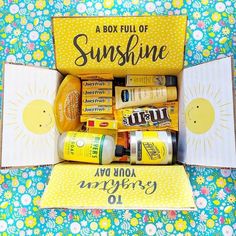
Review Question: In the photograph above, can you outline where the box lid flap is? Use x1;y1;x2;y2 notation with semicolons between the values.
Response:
178;57;236;168
52;16;187;77
40;163;196;210
1;63;63;167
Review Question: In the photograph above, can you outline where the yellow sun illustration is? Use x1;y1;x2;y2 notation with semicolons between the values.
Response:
185;98;215;134
23;100;55;134
184;83;231;155
4;82;58;152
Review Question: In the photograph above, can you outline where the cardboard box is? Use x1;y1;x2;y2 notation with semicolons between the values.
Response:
1;16;235;210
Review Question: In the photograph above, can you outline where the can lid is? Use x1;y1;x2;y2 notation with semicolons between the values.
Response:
167;86;177;101
171;132;178;164
115;145;130;157
165;76;177;86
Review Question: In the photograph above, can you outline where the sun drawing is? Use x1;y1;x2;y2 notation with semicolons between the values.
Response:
184;83;232;155
4;82;57;152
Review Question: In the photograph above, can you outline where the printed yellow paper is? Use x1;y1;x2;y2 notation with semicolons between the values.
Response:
52;16;187;76
40;163;196;210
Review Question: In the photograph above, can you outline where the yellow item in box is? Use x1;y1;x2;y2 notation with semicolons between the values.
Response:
82;105;112;114
87;119;118;143
87;119;117;130
79;74;114;80
82;97;113;106
126;75;165;86
82;80;112;89
40;163;196;210
54;74;82;133
82;89;112;97
126;75;177;87
115;86;177;109
80;114;114;122
52;16;187;76
115;102;178;131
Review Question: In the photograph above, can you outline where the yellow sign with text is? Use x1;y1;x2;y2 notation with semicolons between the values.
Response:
40;163;196;210
52;16;187;76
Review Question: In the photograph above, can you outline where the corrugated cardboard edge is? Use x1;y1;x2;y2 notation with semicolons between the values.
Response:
51;15;188;76
0;62;63;169
177;56;236;169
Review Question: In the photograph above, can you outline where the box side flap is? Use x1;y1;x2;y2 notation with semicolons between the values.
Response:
178;57;236;168
40;163;196;210
52;16;187;77
1;63;63;168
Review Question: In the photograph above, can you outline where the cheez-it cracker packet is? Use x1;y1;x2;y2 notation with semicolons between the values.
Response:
54;75;82;133
115;102;178;132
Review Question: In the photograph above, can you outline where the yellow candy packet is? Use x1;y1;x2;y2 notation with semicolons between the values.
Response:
54;75;82;133
115;102;178;132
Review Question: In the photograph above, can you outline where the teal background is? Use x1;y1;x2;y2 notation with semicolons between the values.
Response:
0;0;235;235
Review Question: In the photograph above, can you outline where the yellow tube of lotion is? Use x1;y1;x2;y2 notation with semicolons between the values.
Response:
115;86;177;109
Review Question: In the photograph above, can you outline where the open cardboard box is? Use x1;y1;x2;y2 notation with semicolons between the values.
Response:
1;16;235;210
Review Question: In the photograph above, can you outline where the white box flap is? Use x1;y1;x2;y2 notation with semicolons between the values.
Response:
1;63;63;167
178;57;236;168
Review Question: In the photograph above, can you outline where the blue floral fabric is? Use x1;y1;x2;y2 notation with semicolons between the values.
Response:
0;0;235;235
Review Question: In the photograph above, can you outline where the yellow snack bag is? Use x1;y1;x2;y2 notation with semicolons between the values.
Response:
54;75;82;133
115;102;178;132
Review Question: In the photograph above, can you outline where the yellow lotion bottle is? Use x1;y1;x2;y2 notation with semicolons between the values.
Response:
58;132;116;164
115;86;177;109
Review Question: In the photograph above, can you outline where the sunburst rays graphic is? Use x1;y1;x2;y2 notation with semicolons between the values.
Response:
4;80;58;157
183;83;232;158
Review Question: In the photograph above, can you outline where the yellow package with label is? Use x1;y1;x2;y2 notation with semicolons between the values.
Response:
79;74;114;80
54;75;82;133
115;102;178;131
87;119;118;143
80;114;114;122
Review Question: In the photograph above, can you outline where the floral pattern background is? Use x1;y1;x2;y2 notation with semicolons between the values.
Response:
0;0;235;235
